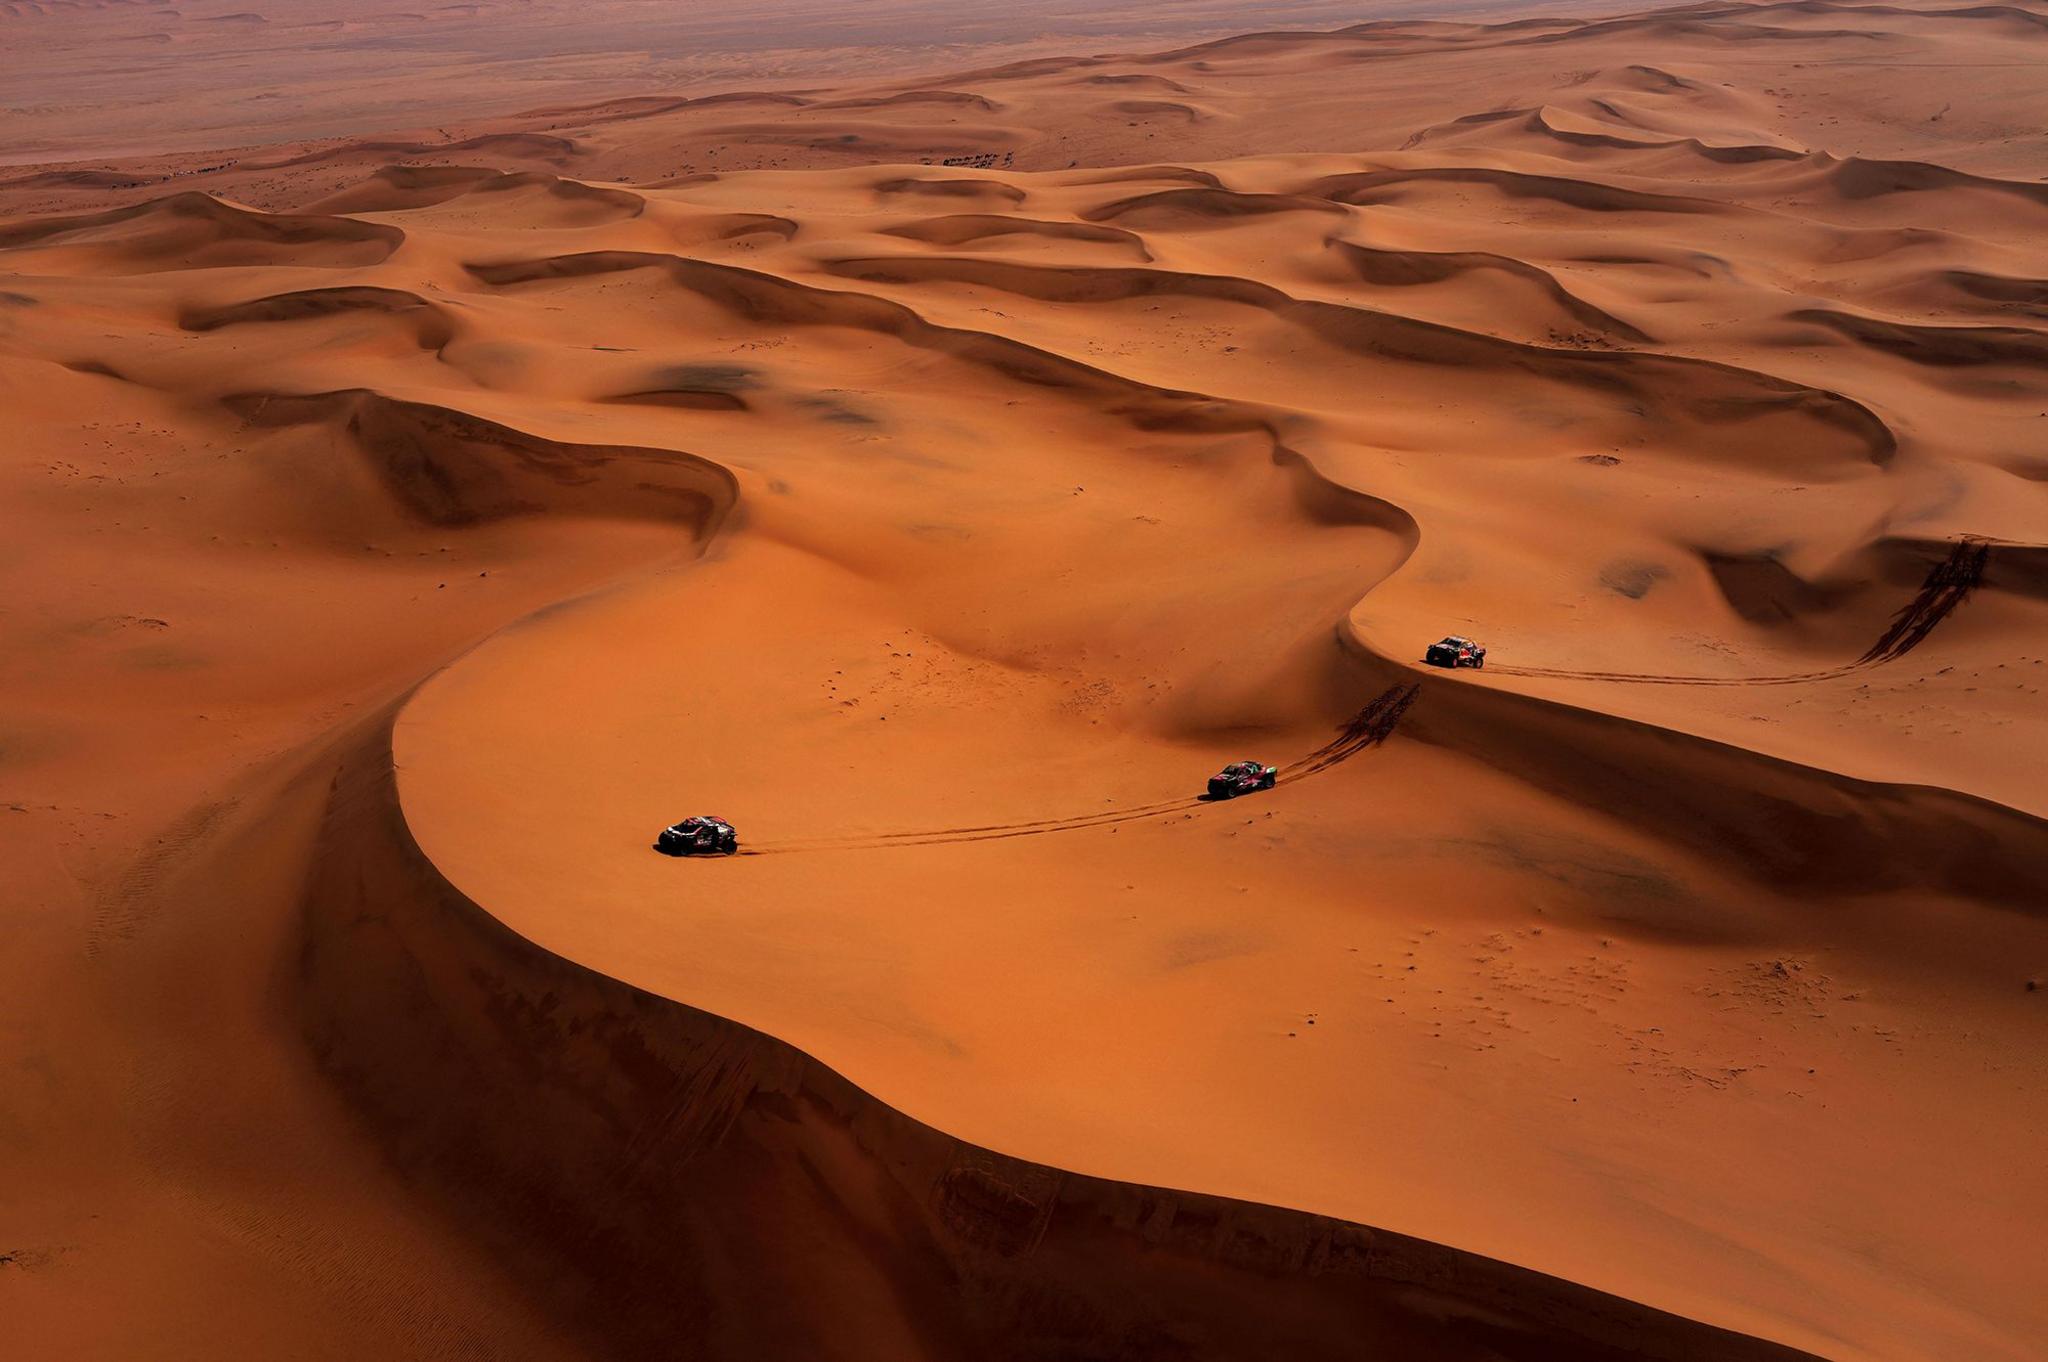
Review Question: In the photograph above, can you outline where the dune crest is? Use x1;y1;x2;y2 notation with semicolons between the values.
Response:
5;5;2046;1362
0;190;402;270
293;709;1825;1362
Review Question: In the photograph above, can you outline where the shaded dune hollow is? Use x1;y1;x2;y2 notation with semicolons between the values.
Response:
180;286;458;350
1331;239;1651;341
222;389;736;533
1350;641;2048;917
880;213;1152;257
301;716;1822;1362
814;252;1895;468
0;191;403;269
301;168;646;223
7;5;2048;1362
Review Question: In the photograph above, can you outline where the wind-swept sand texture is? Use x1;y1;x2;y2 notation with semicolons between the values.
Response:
3;4;2047;1361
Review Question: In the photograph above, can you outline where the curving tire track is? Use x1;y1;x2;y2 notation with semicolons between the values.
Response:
1488;539;1990;686
738;684;1420;855
1858;538;1993;665
1280;681;1421;779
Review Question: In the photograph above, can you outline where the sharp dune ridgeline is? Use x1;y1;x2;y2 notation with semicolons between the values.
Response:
2;3;2046;1361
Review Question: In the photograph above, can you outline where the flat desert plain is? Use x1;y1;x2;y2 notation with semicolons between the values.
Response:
1;3;2045;1361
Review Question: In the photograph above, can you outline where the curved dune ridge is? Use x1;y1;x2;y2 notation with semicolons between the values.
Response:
0;190;403;270
242;131;584;174
457;248;1276;434
221;388;736;530
1083;184;1349;225
814;251;1896;469
291;704;1824;1362
1331;239;1652;341
880;212;1153;257
300;167;646;223
1310;165;1732;216
1784;307;2048;367
179;286;458;348
874;175;1029;206
4;5;2048;1362
810;89;1004;114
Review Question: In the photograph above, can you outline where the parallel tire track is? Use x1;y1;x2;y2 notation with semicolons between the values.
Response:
1490;539;1989;686
738;684;1421;855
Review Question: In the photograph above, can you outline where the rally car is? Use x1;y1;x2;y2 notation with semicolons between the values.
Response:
1424;635;1486;669
1207;760;1279;799
654;815;739;856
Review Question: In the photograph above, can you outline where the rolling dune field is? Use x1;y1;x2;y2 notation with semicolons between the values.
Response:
2;4;2045;1361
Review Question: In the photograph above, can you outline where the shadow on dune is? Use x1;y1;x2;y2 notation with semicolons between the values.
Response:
1066;164;1223;189
1785;308;2048;368
1347;635;2048;928
1310;167;1726;216
874;175;1027;206
817;252;1896;467
295;710;1824;1362
242;131;582;174
815;89;1003;114
1491;537;1995;684
301;166;644;223
463;243;1891;478
1403;106;1806;166
0;191;403;270
882;212;1152;258
181;285;459;350
1082;185;1347;227
222;388;736;532
1822;152;2048;206
1331;239;1650;342
462;248;1302;439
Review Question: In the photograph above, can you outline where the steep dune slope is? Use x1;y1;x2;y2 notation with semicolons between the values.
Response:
304;710;1823;1362
3;5;2045;1362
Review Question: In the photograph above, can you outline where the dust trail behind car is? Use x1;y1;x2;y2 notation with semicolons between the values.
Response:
741;684;1422;854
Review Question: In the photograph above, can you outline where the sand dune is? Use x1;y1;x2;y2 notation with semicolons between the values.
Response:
881;212;1153;257
300;168;646;224
874;174;1029;205
0;191;403;270
1331;239;1651;341
811;89;1005;114
4;4;2046;1362
220;389;736;530
1085;184;1348;224
1314;165;1732;215
242;132;585;174
1786;307;2048;367
179;285;455;340
296;708;1824;1362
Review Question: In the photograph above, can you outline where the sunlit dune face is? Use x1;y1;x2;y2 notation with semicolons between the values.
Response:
3;4;2046;1362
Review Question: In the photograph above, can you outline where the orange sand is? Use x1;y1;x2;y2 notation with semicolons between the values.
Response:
3;4;2045;1360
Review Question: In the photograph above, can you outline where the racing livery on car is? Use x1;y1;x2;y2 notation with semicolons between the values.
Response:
654;815;739;856
1207;760;1279;799
1425;636;1486;669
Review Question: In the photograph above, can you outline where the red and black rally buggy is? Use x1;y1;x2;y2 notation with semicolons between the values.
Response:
654;815;739;857
1424;636;1486;669
1207;760;1279;799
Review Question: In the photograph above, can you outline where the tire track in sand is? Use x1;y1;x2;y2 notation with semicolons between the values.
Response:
1488;538;1990;686
738;684;1420;854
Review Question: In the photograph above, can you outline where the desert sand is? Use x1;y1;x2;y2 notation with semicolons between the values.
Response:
0;0;1623;165
2;3;2045;1360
